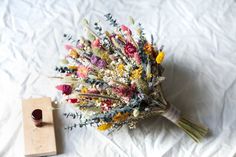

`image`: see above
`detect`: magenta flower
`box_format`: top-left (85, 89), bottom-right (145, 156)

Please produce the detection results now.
top-left (124, 42), bottom-right (137, 57)
top-left (56, 84), bottom-right (72, 95)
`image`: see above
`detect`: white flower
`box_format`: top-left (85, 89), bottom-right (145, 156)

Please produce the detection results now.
top-left (133, 108), bottom-right (140, 117)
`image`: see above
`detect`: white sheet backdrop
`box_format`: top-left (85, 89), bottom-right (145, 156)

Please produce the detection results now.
top-left (0, 0), bottom-right (236, 156)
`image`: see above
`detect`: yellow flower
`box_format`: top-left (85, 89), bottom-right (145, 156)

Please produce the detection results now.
top-left (97, 123), bottom-right (112, 131)
top-left (130, 66), bottom-right (142, 80)
top-left (137, 28), bottom-right (142, 36)
top-left (143, 43), bottom-right (153, 55)
top-left (77, 99), bottom-right (88, 106)
top-left (113, 112), bottom-right (129, 122)
top-left (156, 51), bottom-right (165, 64)
top-left (117, 64), bottom-right (125, 76)
top-left (146, 73), bottom-right (152, 79)
top-left (69, 49), bottom-right (79, 58)
top-left (101, 52), bottom-right (110, 62)
top-left (68, 65), bottom-right (77, 70)
top-left (81, 87), bottom-right (88, 93)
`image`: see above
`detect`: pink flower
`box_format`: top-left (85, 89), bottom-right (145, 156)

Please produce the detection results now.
top-left (88, 89), bottom-right (100, 94)
top-left (92, 39), bottom-right (101, 48)
top-left (65, 44), bottom-right (73, 51)
top-left (76, 43), bottom-right (84, 49)
top-left (77, 65), bottom-right (89, 78)
top-left (112, 84), bottom-right (136, 101)
top-left (56, 84), bottom-right (72, 95)
top-left (134, 52), bottom-right (141, 64)
top-left (124, 42), bottom-right (137, 57)
top-left (121, 25), bottom-right (132, 35)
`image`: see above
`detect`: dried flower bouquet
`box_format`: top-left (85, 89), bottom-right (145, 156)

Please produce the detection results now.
top-left (54, 14), bottom-right (208, 142)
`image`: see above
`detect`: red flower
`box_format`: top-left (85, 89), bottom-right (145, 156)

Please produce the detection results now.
top-left (56, 84), bottom-right (72, 95)
top-left (124, 42), bottom-right (137, 57)
top-left (66, 98), bottom-right (78, 103)
top-left (101, 100), bottom-right (112, 111)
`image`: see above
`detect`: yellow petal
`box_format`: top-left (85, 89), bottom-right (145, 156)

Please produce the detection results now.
top-left (97, 123), bottom-right (112, 131)
top-left (156, 52), bottom-right (165, 64)
top-left (68, 65), bottom-right (77, 70)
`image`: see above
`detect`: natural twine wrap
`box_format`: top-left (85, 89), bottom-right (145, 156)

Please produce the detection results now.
top-left (162, 104), bottom-right (181, 124)
top-left (161, 103), bottom-right (208, 142)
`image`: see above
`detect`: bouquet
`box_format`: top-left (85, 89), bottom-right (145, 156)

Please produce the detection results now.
top-left (54, 13), bottom-right (208, 142)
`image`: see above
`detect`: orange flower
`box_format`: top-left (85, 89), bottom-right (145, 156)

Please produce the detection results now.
top-left (113, 112), bottom-right (129, 122)
top-left (143, 43), bottom-right (153, 55)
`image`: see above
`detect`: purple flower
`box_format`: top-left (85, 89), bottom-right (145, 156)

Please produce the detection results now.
top-left (97, 59), bottom-right (107, 68)
top-left (90, 55), bottom-right (100, 64)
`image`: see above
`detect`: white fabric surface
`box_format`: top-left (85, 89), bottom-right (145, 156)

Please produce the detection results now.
top-left (0, 0), bottom-right (236, 156)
